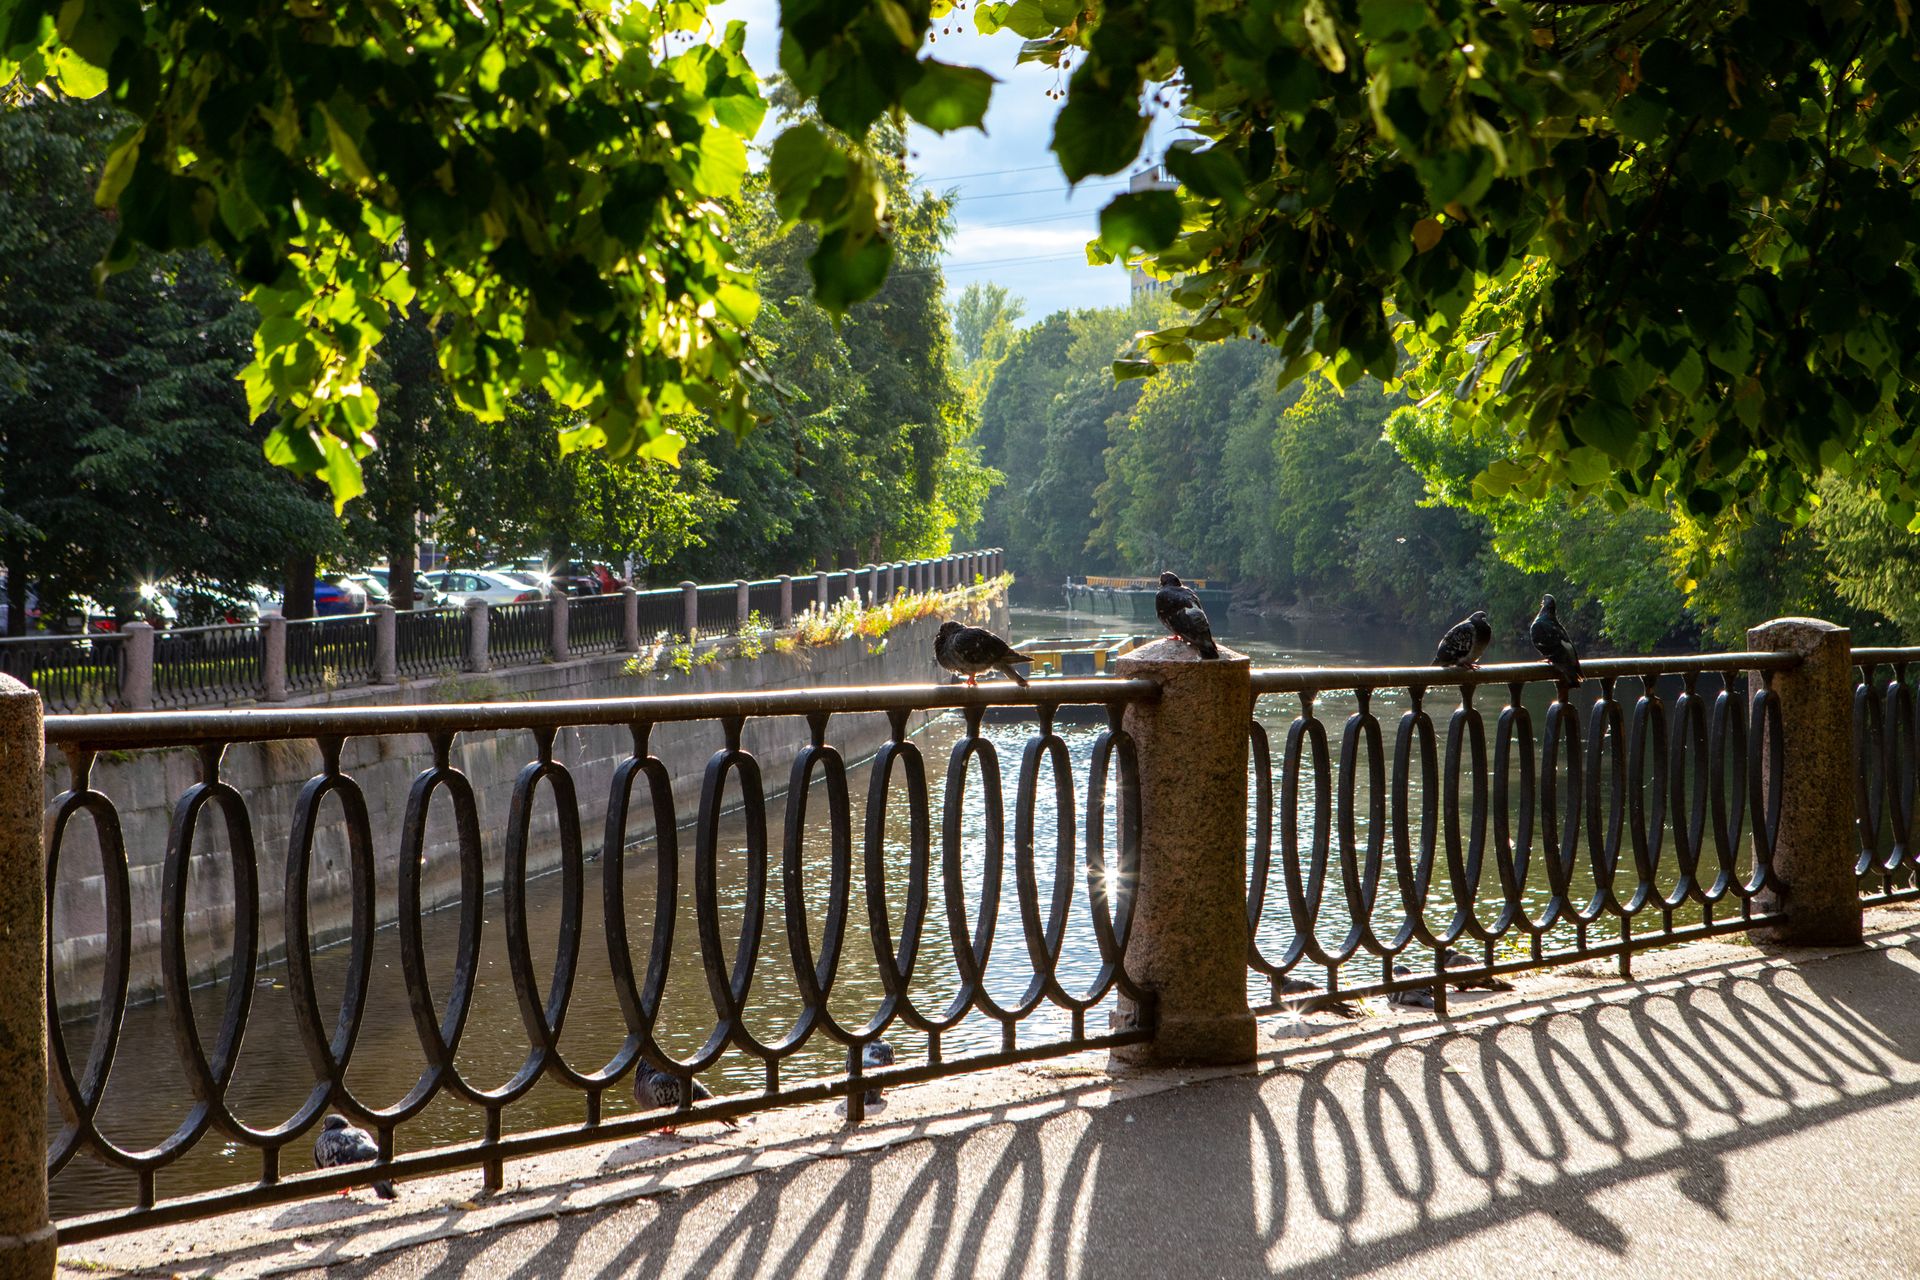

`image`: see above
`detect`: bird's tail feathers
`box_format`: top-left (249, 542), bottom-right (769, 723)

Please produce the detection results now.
top-left (997, 661), bottom-right (1030, 688)
top-left (1199, 639), bottom-right (1220, 660)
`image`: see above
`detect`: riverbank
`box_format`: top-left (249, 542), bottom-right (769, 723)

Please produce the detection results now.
top-left (57, 902), bottom-right (1920, 1278)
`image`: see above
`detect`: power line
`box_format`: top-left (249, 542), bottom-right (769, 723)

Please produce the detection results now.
top-left (941, 177), bottom-right (1132, 204)
top-left (908, 162), bottom-right (1061, 185)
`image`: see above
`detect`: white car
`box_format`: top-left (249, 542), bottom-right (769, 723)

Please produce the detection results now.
top-left (424, 569), bottom-right (546, 606)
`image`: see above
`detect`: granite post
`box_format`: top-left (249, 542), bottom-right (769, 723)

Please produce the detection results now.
top-left (680, 581), bottom-right (699, 640)
top-left (1747, 617), bottom-right (1863, 946)
top-left (548, 588), bottom-right (570, 663)
top-left (621, 587), bottom-right (640, 652)
top-left (778, 575), bottom-right (794, 627)
top-left (371, 605), bottom-right (398, 684)
top-left (1112, 637), bottom-right (1259, 1065)
top-left (0, 675), bottom-right (56, 1276)
top-left (465, 596), bottom-right (491, 673)
top-left (118, 621), bottom-right (154, 712)
top-left (261, 612), bottom-right (288, 702)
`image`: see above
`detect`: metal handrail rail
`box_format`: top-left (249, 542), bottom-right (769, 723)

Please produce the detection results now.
top-left (1250, 651), bottom-right (1800, 694)
top-left (1852, 646), bottom-right (1920, 664)
top-left (44, 676), bottom-right (1161, 746)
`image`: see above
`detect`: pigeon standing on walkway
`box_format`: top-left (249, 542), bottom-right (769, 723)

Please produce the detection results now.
top-left (934, 621), bottom-right (1034, 686)
top-left (1155, 572), bottom-right (1219, 659)
top-left (1433, 610), bottom-right (1493, 669)
top-left (312, 1114), bottom-right (397, 1199)
top-left (635, 1064), bottom-right (738, 1130)
top-left (858, 1040), bottom-right (894, 1107)
top-left (1387, 965), bottom-right (1437, 1010)
top-left (1530, 594), bottom-right (1582, 687)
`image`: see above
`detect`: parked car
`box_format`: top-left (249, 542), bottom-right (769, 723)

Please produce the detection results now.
top-left (483, 558), bottom-right (609, 596)
top-left (67, 587), bottom-right (179, 633)
top-left (362, 567), bottom-right (445, 609)
top-left (425, 569), bottom-right (545, 606)
top-left (555, 559), bottom-right (625, 594)
top-left (268, 578), bottom-right (366, 617)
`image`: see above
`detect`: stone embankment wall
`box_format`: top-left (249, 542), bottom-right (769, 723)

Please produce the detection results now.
top-left (46, 592), bottom-right (1009, 1014)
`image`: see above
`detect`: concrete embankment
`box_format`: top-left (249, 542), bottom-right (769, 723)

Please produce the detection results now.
top-left (45, 592), bottom-right (1009, 1014)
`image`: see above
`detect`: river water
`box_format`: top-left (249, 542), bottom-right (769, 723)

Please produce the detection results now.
top-left (49, 606), bottom-right (1736, 1216)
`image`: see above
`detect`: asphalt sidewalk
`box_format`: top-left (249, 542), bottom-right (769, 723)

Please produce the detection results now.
top-left (64, 908), bottom-right (1920, 1279)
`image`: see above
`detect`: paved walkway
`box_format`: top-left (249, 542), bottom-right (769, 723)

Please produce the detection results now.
top-left (65, 912), bottom-right (1920, 1279)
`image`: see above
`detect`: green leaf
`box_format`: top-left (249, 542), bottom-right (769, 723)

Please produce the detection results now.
top-left (809, 227), bottom-right (893, 314)
top-left (1053, 90), bottom-right (1146, 182)
top-left (94, 124), bottom-right (141, 208)
top-left (318, 105), bottom-right (371, 183)
top-left (1002, 0), bottom-right (1054, 38)
top-left (902, 61), bottom-right (994, 133)
top-left (1669, 348), bottom-right (1704, 396)
top-left (768, 123), bottom-right (835, 219)
top-left (1098, 190), bottom-right (1182, 255)
top-left (1163, 142), bottom-right (1249, 213)
top-left (50, 45), bottom-right (106, 97)
top-left (1571, 398), bottom-right (1640, 461)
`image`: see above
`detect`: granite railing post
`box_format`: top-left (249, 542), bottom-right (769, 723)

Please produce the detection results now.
top-left (681, 581), bottom-right (699, 640)
top-left (371, 605), bottom-right (398, 684)
top-left (1112, 637), bottom-right (1259, 1067)
top-left (465, 597), bottom-right (491, 673)
top-left (815, 572), bottom-right (830, 614)
top-left (621, 587), bottom-right (640, 652)
top-left (262, 612), bottom-right (288, 702)
top-left (0, 675), bottom-right (56, 1276)
top-left (864, 564), bottom-right (879, 605)
top-left (881, 563), bottom-right (896, 599)
top-left (735, 579), bottom-right (750, 630)
top-left (549, 588), bottom-right (570, 663)
top-left (1748, 617), bottom-right (1863, 946)
top-left (778, 575), bottom-right (794, 627)
top-left (118, 621), bottom-right (154, 712)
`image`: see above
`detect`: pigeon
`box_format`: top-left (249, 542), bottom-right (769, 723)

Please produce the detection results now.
top-left (1276, 975), bottom-right (1358, 1019)
top-left (934, 621), bottom-right (1034, 687)
top-left (1433, 610), bottom-right (1493, 669)
top-left (1440, 947), bottom-right (1514, 992)
top-left (1530, 593), bottom-right (1582, 687)
top-left (312, 1114), bottom-right (397, 1199)
top-left (1155, 571), bottom-right (1219, 659)
top-left (635, 1064), bottom-right (737, 1130)
top-left (857, 1040), bottom-right (895, 1107)
top-left (1387, 965), bottom-right (1437, 1009)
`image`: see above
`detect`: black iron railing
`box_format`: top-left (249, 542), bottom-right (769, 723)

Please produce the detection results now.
top-left (394, 607), bottom-right (467, 679)
top-left (41, 677), bottom-right (1151, 1241)
top-left (285, 615), bottom-right (375, 695)
top-left (570, 593), bottom-right (624, 656)
top-left (694, 585), bottom-right (737, 638)
top-left (0, 632), bottom-right (122, 713)
top-left (488, 600), bottom-right (549, 667)
top-left (823, 571), bottom-right (858, 609)
top-left (635, 587), bottom-right (681, 643)
top-left (746, 579), bottom-right (783, 624)
top-left (151, 623), bottom-right (266, 709)
top-left (1245, 655), bottom-right (1792, 1010)
top-left (1852, 648), bottom-right (1920, 904)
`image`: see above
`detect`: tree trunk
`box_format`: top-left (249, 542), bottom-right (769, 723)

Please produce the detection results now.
top-left (390, 541), bottom-right (416, 611)
top-left (282, 553), bottom-right (316, 620)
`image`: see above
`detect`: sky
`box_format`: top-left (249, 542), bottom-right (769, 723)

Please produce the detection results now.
top-left (713, 0), bottom-right (1175, 323)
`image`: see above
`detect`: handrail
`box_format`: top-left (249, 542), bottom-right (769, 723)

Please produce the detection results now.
top-left (1250, 651), bottom-right (1800, 694)
top-left (44, 675), bottom-right (1161, 746)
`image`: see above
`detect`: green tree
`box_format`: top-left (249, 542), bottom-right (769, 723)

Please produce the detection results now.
top-left (0, 95), bottom-right (334, 631)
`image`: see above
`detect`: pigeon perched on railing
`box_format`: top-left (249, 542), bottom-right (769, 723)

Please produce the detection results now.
top-left (857, 1040), bottom-right (894, 1106)
top-left (635, 1064), bottom-right (737, 1130)
top-left (312, 1114), bottom-right (397, 1199)
top-left (1530, 594), bottom-right (1583, 687)
top-left (1155, 572), bottom-right (1219, 659)
top-left (1433, 610), bottom-right (1493, 669)
top-left (934, 621), bottom-right (1033, 686)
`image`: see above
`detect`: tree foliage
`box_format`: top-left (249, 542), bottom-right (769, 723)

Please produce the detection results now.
top-left (0, 96), bottom-right (334, 629)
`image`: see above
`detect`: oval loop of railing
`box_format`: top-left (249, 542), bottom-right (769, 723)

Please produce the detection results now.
top-left (44, 784), bottom-right (132, 1177)
top-left (158, 750), bottom-right (261, 1148)
top-left (1081, 710), bottom-right (1141, 1000)
top-left (493, 748), bottom-right (589, 1098)
top-left (1388, 694), bottom-right (1440, 954)
top-left (1625, 675), bottom-right (1669, 914)
top-left (860, 710), bottom-right (931, 1037)
top-left (687, 726), bottom-right (767, 1069)
top-left (939, 713), bottom-right (1001, 1026)
top-left (596, 723), bottom-right (674, 1083)
top-left (390, 752), bottom-right (487, 1119)
top-left (1332, 694), bottom-right (1387, 959)
top-left (1667, 676), bottom-right (1712, 908)
top-left (280, 755), bottom-right (377, 1136)
top-left (1705, 675), bottom-right (1748, 902)
top-left (1010, 713), bottom-right (1075, 1017)
top-left (1577, 680), bottom-right (1627, 922)
top-left (1884, 668), bottom-right (1915, 877)
top-left (1278, 702), bottom-right (1334, 969)
top-left (1244, 718), bottom-right (1278, 974)
top-left (1441, 692), bottom-right (1491, 943)
top-left (1536, 693), bottom-right (1584, 928)
top-left (772, 733), bottom-right (852, 1049)
top-left (1489, 688), bottom-right (1535, 935)
top-left (1853, 663), bottom-right (1885, 873)
top-left (1751, 680), bottom-right (1785, 872)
